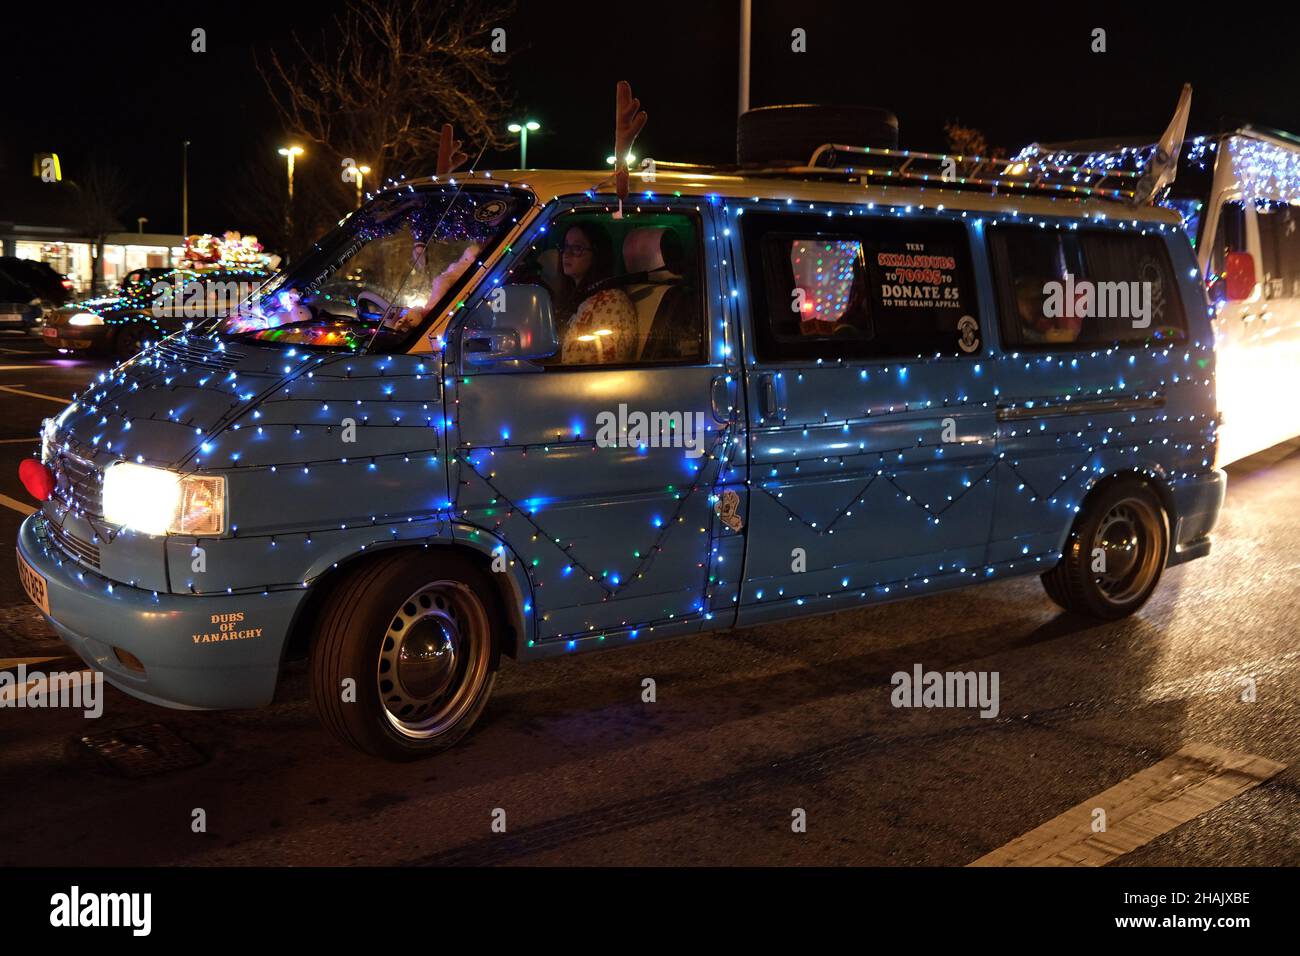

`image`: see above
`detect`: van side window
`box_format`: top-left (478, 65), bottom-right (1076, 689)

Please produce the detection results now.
top-left (504, 210), bottom-right (704, 366)
top-left (787, 237), bottom-right (866, 336)
top-left (990, 225), bottom-right (1186, 348)
top-left (987, 227), bottom-right (1084, 346)
top-left (743, 212), bottom-right (981, 360)
top-left (1255, 202), bottom-right (1300, 300)
top-left (1078, 232), bottom-right (1186, 342)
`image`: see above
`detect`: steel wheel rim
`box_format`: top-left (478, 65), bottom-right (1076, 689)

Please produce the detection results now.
top-left (377, 580), bottom-right (490, 739)
top-left (1092, 497), bottom-right (1162, 605)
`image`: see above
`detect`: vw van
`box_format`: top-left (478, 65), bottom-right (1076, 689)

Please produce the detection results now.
top-left (15, 134), bottom-right (1225, 759)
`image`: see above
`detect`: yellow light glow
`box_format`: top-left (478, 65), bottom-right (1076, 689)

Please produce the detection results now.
top-left (1213, 334), bottom-right (1300, 465)
top-left (103, 462), bottom-right (182, 535)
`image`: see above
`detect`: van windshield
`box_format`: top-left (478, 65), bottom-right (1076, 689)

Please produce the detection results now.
top-left (216, 186), bottom-right (531, 352)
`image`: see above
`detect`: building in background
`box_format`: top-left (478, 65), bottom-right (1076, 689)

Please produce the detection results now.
top-left (0, 162), bottom-right (182, 293)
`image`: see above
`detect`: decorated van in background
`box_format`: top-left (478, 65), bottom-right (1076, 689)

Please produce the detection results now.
top-left (41, 232), bottom-right (277, 359)
top-left (16, 98), bottom-right (1225, 759)
top-left (1017, 123), bottom-right (1300, 464)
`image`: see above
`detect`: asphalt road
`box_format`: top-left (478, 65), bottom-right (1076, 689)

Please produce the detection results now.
top-left (1, 329), bottom-right (1298, 867)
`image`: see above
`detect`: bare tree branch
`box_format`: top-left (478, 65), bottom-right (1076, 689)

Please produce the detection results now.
top-left (257, 0), bottom-right (515, 193)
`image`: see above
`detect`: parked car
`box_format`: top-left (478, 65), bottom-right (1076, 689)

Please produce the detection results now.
top-left (0, 257), bottom-right (74, 334)
top-left (42, 265), bottom-right (273, 358)
top-left (0, 284), bottom-right (41, 334)
top-left (16, 107), bottom-right (1225, 759)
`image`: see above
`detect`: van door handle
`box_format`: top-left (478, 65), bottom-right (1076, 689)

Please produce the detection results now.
top-left (710, 375), bottom-right (735, 423)
top-left (758, 372), bottom-right (784, 422)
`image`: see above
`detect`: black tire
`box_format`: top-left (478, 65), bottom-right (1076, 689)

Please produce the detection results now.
top-left (737, 104), bottom-right (899, 166)
top-left (310, 550), bottom-right (502, 760)
top-left (1041, 480), bottom-right (1169, 620)
top-left (1040, 560), bottom-right (1068, 608)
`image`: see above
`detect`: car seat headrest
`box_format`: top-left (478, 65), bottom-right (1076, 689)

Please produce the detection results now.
top-left (623, 227), bottom-right (686, 276)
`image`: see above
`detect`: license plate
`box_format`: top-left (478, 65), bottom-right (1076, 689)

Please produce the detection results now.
top-left (42, 327), bottom-right (57, 338)
top-left (16, 549), bottom-right (50, 616)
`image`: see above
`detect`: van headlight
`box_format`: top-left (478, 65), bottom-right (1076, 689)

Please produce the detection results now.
top-left (68, 312), bottom-right (104, 326)
top-left (102, 462), bottom-right (226, 535)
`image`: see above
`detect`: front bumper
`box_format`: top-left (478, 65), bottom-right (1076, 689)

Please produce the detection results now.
top-left (17, 513), bottom-right (306, 710)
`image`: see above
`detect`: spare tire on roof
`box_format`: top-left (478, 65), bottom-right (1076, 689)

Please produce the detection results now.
top-left (737, 104), bottom-right (899, 167)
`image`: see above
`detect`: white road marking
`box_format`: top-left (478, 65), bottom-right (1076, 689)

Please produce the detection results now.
top-left (0, 384), bottom-right (70, 405)
top-left (968, 742), bottom-right (1286, 866)
top-left (0, 494), bottom-right (37, 516)
top-left (0, 656), bottom-right (67, 669)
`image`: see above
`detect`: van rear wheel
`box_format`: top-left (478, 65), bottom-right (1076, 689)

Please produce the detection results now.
top-left (1040, 480), bottom-right (1169, 620)
top-left (309, 551), bottom-right (500, 760)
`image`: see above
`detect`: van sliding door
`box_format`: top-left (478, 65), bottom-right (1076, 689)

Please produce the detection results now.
top-left (730, 206), bottom-right (998, 626)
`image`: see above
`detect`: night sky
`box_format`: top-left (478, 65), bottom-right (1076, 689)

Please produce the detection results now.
top-left (7, 1), bottom-right (1300, 238)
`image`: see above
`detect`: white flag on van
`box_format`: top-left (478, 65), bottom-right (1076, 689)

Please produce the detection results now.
top-left (1132, 83), bottom-right (1193, 206)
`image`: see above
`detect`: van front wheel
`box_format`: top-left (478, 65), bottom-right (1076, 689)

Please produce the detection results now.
top-left (1040, 481), bottom-right (1169, 620)
top-left (309, 551), bottom-right (500, 760)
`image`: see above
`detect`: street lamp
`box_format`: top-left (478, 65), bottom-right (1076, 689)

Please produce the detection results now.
top-left (182, 140), bottom-right (190, 237)
top-left (278, 145), bottom-right (304, 246)
top-left (355, 164), bottom-right (371, 208)
top-left (278, 146), bottom-right (304, 203)
top-left (506, 120), bottom-right (540, 169)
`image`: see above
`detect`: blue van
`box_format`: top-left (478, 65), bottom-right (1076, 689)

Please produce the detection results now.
top-left (15, 143), bottom-right (1226, 759)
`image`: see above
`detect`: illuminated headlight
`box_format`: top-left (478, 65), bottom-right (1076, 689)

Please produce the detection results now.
top-left (102, 462), bottom-right (226, 535)
top-left (68, 312), bottom-right (104, 326)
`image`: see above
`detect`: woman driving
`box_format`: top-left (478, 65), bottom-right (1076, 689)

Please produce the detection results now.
top-left (555, 222), bottom-right (638, 364)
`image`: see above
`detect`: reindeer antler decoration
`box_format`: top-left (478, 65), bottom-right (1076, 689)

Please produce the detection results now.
top-left (436, 123), bottom-right (468, 177)
top-left (614, 80), bottom-right (648, 212)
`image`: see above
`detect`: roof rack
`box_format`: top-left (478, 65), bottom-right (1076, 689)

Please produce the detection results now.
top-left (763, 143), bottom-right (1143, 202)
top-left (600, 147), bottom-right (1145, 204)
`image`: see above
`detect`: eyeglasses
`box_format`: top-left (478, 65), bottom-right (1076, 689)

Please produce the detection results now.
top-left (560, 243), bottom-right (593, 256)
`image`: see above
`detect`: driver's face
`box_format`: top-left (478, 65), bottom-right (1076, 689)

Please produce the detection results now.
top-left (561, 227), bottom-right (594, 283)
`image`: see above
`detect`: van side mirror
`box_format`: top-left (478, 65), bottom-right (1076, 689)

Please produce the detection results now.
top-left (1224, 251), bottom-right (1256, 301)
top-left (461, 285), bottom-right (559, 365)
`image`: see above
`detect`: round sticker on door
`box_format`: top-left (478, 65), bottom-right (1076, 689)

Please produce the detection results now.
top-left (957, 314), bottom-right (980, 353)
top-left (474, 198), bottom-right (509, 224)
